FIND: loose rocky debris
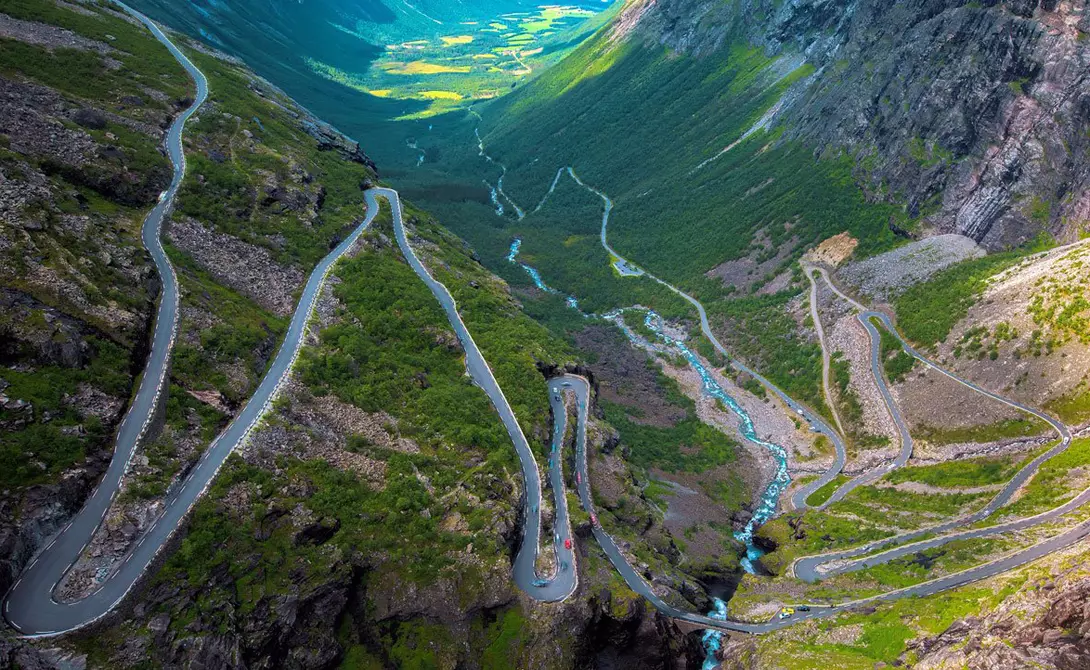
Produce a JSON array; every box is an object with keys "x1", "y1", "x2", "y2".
[
  {"x1": 838, "y1": 234, "x2": 985, "y2": 303},
  {"x1": 167, "y1": 216, "x2": 304, "y2": 317},
  {"x1": 805, "y1": 231, "x2": 858, "y2": 268},
  {"x1": 0, "y1": 11, "x2": 118, "y2": 55}
]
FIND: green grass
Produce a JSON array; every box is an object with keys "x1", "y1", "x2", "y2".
[
  {"x1": 1049, "y1": 382, "x2": 1090, "y2": 425},
  {"x1": 805, "y1": 475, "x2": 850, "y2": 507},
  {"x1": 0, "y1": 0, "x2": 191, "y2": 103},
  {"x1": 885, "y1": 452, "x2": 1026, "y2": 488},
  {"x1": 0, "y1": 336, "x2": 132, "y2": 487},
  {"x1": 177, "y1": 49, "x2": 376, "y2": 269},
  {"x1": 480, "y1": 608, "x2": 529, "y2": 669},
  {"x1": 852, "y1": 537, "x2": 1015, "y2": 589},
  {"x1": 601, "y1": 399, "x2": 738, "y2": 474},
  {"x1": 155, "y1": 215, "x2": 563, "y2": 612},
  {"x1": 995, "y1": 437, "x2": 1090, "y2": 519},
  {"x1": 894, "y1": 251, "x2": 1035, "y2": 348},
  {"x1": 834, "y1": 486, "x2": 989, "y2": 529},
  {"x1": 912, "y1": 416, "x2": 1052, "y2": 446},
  {"x1": 873, "y1": 319, "x2": 916, "y2": 383}
]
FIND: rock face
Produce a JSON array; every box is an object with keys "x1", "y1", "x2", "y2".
[
  {"x1": 910, "y1": 571, "x2": 1090, "y2": 668},
  {"x1": 629, "y1": 0, "x2": 1090, "y2": 248}
]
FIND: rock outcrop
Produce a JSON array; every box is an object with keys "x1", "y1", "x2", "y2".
[{"x1": 629, "y1": 0, "x2": 1090, "y2": 248}]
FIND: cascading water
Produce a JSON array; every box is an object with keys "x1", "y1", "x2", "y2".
[
  {"x1": 505, "y1": 241, "x2": 790, "y2": 574},
  {"x1": 701, "y1": 598, "x2": 728, "y2": 670},
  {"x1": 507, "y1": 238, "x2": 580, "y2": 310}
]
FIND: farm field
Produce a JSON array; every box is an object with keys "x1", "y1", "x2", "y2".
[{"x1": 308, "y1": 4, "x2": 615, "y2": 117}]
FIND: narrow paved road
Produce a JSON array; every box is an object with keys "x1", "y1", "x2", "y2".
[
  {"x1": 806, "y1": 267, "x2": 846, "y2": 439},
  {"x1": 554, "y1": 371, "x2": 1090, "y2": 634},
  {"x1": 2, "y1": 1, "x2": 206, "y2": 635},
  {"x1": 376, "y1": 188, "x2": 577, "y2": 601},
  {"x1": 3, "y1": 6, "x2": 382, "y2": 634},
  {"x1": 793, "y1": 270, "x2": 1073, "y2": 582}
]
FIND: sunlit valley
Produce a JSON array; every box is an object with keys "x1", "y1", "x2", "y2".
[{"x1": 3, "y1": 1, "x2": 1090, "y2": 669}]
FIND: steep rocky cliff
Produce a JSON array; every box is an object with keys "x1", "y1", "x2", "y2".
[{"x1": 628, "y1": 0, "x2": 1090, "y2": 249}]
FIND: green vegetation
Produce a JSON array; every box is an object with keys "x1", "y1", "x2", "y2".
[
  {"x1": 1, "y1": 0, "x2": 192, "y2": 102},
  {"x1": 831, "y1": 351, "x2": 890, "y2": 451},
  {"x1": 873, "y1": 319, "x2": 916, "y2": 383},
  {"x1": 178, "y1": 50, "x2": 376, "y2": 269},
  {"x1": 153, "y1": 215, "x2": 566, "y2": 641},
  {"x1": 805, "y1": 474, "x2": 850, "y2": 507},
  {"x1": 913, "y1": 416, "x2": 1052, "y2": 446},
  {"x1": 995, "y1": 437, "x2": 1090, "y2": 519},
  {"x1": 0, "y1": 0, "x2": 194, "y2": 491},
  {"x1": 309, "y1": 5, "x2": 613, "y2": 118},
  {"x1": 885, "y1": 452, "x2": 1026, "y2": 488},
  {"x1": 853, "y1": 537, "x2": 1015, "y2": 589},
  {"x1": 756, "y1": 511, "x2": 894, "y2": 575},
  {"x1": 0, "y1": 337, "x2": 128, "y2": 487},
  {"x1": 895, "y1": 251, "x2": 1033, "y2": 347},
  {"x1": 601, "y1": 399, "x2": 738, "y2": 474},
  {"x1": 706, "y1": 292, "x2": 827, "y2": 415},
  {"x1": 1049, "y1": 381, "x2": 1090, "y2": 425},
  {"x1": 408, "y1": 204, "x2": 573, "y2": 457},
  {"x1": 302, "y1": 216, "x2": 539, "y2": 473}
]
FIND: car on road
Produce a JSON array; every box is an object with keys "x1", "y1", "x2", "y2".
[
  {"x1": 778, "y1": 607, "x2": 795, "y2": 619},
  {"x1": 797, "y1": 606, "x2": 810, "y2": 612},
  {"x1": 564, "y1": 538, "x2": 572, "y2": 550},
  {"x1": 530, "y1": 504, "x2": 537, "y2": 514},
  {"x1": 554, "y1": 393, "x2": 560, "y2": 402},
  {"x1": 532, "y1": 578, "x2": 548, "y2": 587},
  {"x1": 576, "y1": 473, "x2": 581, "y2": 485},
  {"x1": 562, "y1": 381, "x2": 571, "y2": 387},
  {"x1": 590, "y1": 513, "x2": 598, "y2": 526}
]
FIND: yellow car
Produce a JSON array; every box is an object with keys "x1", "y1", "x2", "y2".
[{"x1": 778, "y1": 607, "x2": 795, "y2": 620}]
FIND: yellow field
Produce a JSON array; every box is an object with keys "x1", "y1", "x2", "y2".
[
  {"x1": 419, "y1": 90, "x2": 463, "y2": 100},
  {"x1": 384, "y1": 61, "x2": 472, "y2": 75},
  {"x1": 440, "y1": 35, "x2": 474, "y2": 46}
]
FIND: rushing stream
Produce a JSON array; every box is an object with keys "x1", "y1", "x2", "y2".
[
  {"x1": 701, "y1": 598, "x2": 729, "y2": 670},
  {"x1": 505, "y1": 239, "x2": 790, "y2": 570},
  {"x1": 501, "y1": 236, "x2": 793, "y2": 575},
  {"x1": 505, "y1": 234, "x2": 793, "y2": 666},
  {"x1": 488, "y1": 120, "x2": 791, "y2": 662}
]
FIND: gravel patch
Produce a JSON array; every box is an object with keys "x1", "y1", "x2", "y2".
[{"x1": 838, "y1": 234, "x2": 984, "y2": 302}]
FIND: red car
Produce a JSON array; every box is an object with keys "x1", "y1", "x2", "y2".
[
  {"x1": 576, "y1": 473, "x2": 582, "y2": 485},
  {"x1": 564, "y1": 538, "x2": 573, "y2": 550},
  {"x1": 590, "y1": 514, "x2": 598, "y2": 526}
]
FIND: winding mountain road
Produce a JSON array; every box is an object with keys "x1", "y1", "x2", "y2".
[
  {"x1": 6, "y1": 19, "x2": 1089, "y2": 644},
  {"x1": 376, "y1": 188, "x2": 577, "y2": 601},
  {"x1": 481, "y1": 142, "x2": 1090, "y2": 634},
  {"x1": 3, "y1": 7, "x2": 382, "y2": 636},
  {"x1": 792, "y1": 269, "x2": 1075, "y2": 583}
]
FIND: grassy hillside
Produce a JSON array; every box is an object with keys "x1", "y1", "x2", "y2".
[
  {"x1": 0, "y1": 0, "x2": 191, "y2": 492},
  {"x1": 387, "y1": 27, "x2": 912, "y2": 412}
]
